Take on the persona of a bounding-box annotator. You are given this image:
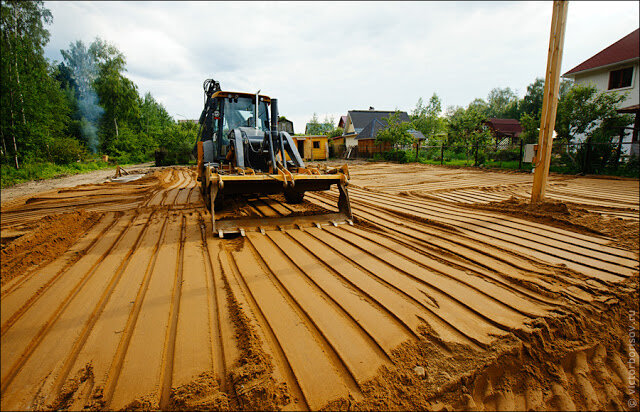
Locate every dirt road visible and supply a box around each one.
[1,164,638,410]
[0,162,156,205]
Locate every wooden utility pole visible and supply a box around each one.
[531,0,569,203]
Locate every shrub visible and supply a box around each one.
[49,136,88,164]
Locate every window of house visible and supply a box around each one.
[608,67,633,90]
[313,141,320,149]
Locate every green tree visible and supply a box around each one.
[139,92,173,139]
[59,39,105,152]
[519,113,540,144]
[91,39,142,154]
[155,120,198,165]
[446,104,491,147]
[486,87,520,119]
[555,83,631,144]
[376,111,413,149]
[467,98,490,117]
[411,93,444,144]
[305,113,322,134]
[520,78,544,118]
[328,127,343,138]
[305,113,334,135]
[520,77,573,119]
[0,0,72,168]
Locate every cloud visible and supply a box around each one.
[44,1,639,132]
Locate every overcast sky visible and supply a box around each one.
[43,1,639,131]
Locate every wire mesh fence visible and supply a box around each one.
[331,139,639,177]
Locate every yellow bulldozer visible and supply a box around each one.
[196,79,352,237]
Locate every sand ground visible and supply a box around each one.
[1,162,638,411]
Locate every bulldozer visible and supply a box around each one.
[196,79,352,237]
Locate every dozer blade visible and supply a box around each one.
[207,168,352,238]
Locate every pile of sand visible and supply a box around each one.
[1,210,101,286]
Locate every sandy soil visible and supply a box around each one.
[0,163,638,411]
[0,162,156,205]
[341,162,639,220]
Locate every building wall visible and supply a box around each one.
[566,60,639,149]
[278,120,294,135]
[344,116,355,134]
[572,60,639,107]
[345,135,358,148]
[287,136,327,161]
[310,137,327,160]
[357,139,392,154]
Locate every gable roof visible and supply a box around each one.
[356,120,428,141]
[483,118,522,136]
[338,115,348,129]
[408,129,427,140]
[356,118,387,140]
[348,110,410,132]
[563,29,640,77]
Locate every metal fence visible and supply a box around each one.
[332,139,639,177]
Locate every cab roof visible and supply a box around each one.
[212,91,271,102]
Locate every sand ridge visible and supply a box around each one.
[0,163,638,410]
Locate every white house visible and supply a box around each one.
[562,28,639,155]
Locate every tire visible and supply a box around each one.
[284,189,305,204]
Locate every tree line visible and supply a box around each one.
[1,0,196,172]
[375,79,631,151]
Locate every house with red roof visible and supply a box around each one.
[483,118,523,145]
[562,29,638,106]
[562,29,639,153]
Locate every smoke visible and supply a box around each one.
[64,41,104,153]
[77,90,103,153]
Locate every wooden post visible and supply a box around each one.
[531,0,568,203]
[519,138,524,170]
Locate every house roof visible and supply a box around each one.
[356,120,428,141]
[563,29,640,77]
[408,129,427,140]
[617,104,640,114]
[356,119,387,140]
[338,115,348,128]
[348,110,410,131]
[483,118,523,136]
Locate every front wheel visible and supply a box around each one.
[284,189,305,204]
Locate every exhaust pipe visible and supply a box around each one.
[267,99,278,172]
[255,89,261,130]
[270,99,287,170]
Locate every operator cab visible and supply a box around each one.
[199,80,273,167]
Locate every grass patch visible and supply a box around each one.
[1,161,114,189]
[483,160,522,170]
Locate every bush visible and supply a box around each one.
[155,141,193,166]
[622,154,639,177]
[49,136,88,164]
[475,150,486,166]
[494,148,520,162]
[382,150,412,163]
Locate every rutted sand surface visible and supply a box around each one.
[1,163,638,410]
[0,162,156,205]
[343,162,639,220]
